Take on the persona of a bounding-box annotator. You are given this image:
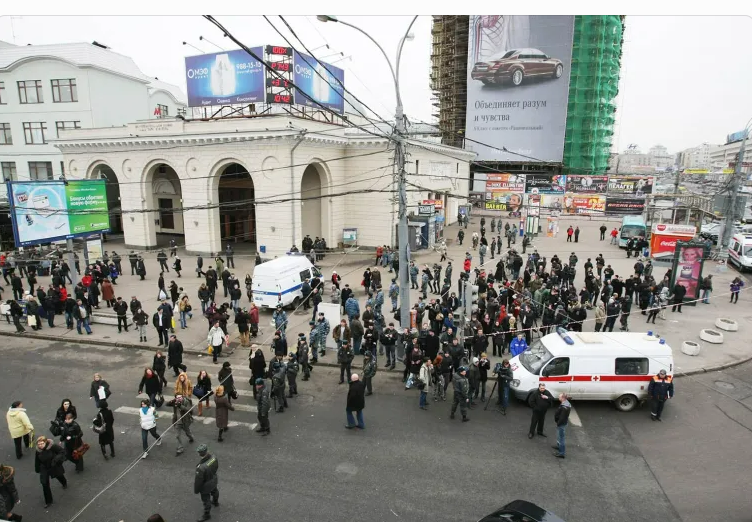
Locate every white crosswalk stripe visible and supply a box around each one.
[115,406,258,430]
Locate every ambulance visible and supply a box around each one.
[509,328,673,412]
[727,233,752,271]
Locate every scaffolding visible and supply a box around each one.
[563,16,626,176]
[430,15,468,149]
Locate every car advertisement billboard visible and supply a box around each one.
[524,173,566,194]
[184,48,265,107]
[8,180,110,246]
[563,194,605,215]
[607,176,654,195]
[293,50,345,114]
[485,173,525,191]
[465,15,575,162]
[565,175,608,194]
[605,197,646,215]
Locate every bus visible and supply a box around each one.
[619,215,647,248]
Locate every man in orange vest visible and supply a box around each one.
[647,369,674,421]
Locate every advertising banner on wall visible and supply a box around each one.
[8,180,110,246]
[607,176,655,195]
[485,193,523,212]
[670,240,709,306]
[605,197,646,215]
[564,194,605,214]
[485,173,525,191]
[184,48,265,107]
[565,175,608,194]
[466,15,575,162]
[293,50,345,114]
[525,173,566,194]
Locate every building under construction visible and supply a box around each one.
[430,16,468,149]
[430,15,625,175]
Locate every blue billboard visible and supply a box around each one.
[184,47,265,107]
[293,51,345,115]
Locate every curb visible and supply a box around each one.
[6,329,746,380]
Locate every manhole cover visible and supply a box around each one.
[714,381,735,390]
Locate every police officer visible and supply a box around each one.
[648,369,674,421]
[194,444,219,522]
[255,378,271,435]
[450,366,470,422]
[270,359,288,413]
[362,349,377,396]
[286,352,299,397]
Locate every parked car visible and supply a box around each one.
[471,48,564,87]
[477,500,566,522]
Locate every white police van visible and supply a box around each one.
[252,255,322,310]
[508,328,673,411]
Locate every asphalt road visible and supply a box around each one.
[1,338,749,522]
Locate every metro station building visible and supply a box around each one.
[54,112,473,257]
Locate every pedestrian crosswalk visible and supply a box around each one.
[115,406,258,430]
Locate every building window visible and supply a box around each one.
[155,104,169,118]
[0,81,6,104]
[158,198,175,229]
[23,122,48,145]
[17,80,43,104]
[28,161,53,181]
[1,162,16,181]
[615,358,649,375]
[51,79,77,103]
[55,121,81,138]
[0,123,11,145]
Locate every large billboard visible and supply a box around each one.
[564,194,605,215]
[8,180,110,246]
[525,173,566,194]
[466,15,575,162]
[485,173,525,191]
[565,175,608,194]
[185,48,265,107]
[605,197,646,215]
[293,51,345,114]
[607,176,654,195]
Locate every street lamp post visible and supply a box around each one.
[317,15,417,330]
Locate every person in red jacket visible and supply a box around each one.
[566,226,574,242]
[463,253,472,273]
[375,246,384,266]
[610,228,619,244]
[249,303,260,338]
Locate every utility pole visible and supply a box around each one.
[721,133,748,252]
[316,15,417,330]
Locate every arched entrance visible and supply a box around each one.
[146,163,184,239]
[218,163,256,244]
[300,163,329,242]
[90,164,122,234]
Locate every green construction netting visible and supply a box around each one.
[563,15,625,175]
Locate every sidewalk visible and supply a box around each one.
[2,218,750,377]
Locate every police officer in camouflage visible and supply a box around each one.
[450,366,470,422]
[194,443,219,522]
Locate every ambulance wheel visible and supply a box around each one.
[614,394,638,412]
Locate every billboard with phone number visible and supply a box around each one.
[184,48,265,107]
[8,180,110,246]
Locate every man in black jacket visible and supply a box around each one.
[337,340,355,385]
[671,282,687,313]
[553,393,571,458]
[194,444,219,522]
[528,383,554,438]
[153,309,170,346]
[648,369,674,421]
[113,297,129,333]
[379,323,398,367]
[168,334,186,375]
[129,251,138,275]
[345,374,366,429]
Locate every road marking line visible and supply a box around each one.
[115,406,258,430]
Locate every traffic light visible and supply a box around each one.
[464,283,479,321]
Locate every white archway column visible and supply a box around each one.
[183,176,216,255]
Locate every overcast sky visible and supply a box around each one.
[1,15,750,155]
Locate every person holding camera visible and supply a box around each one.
[494,360,513,415]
